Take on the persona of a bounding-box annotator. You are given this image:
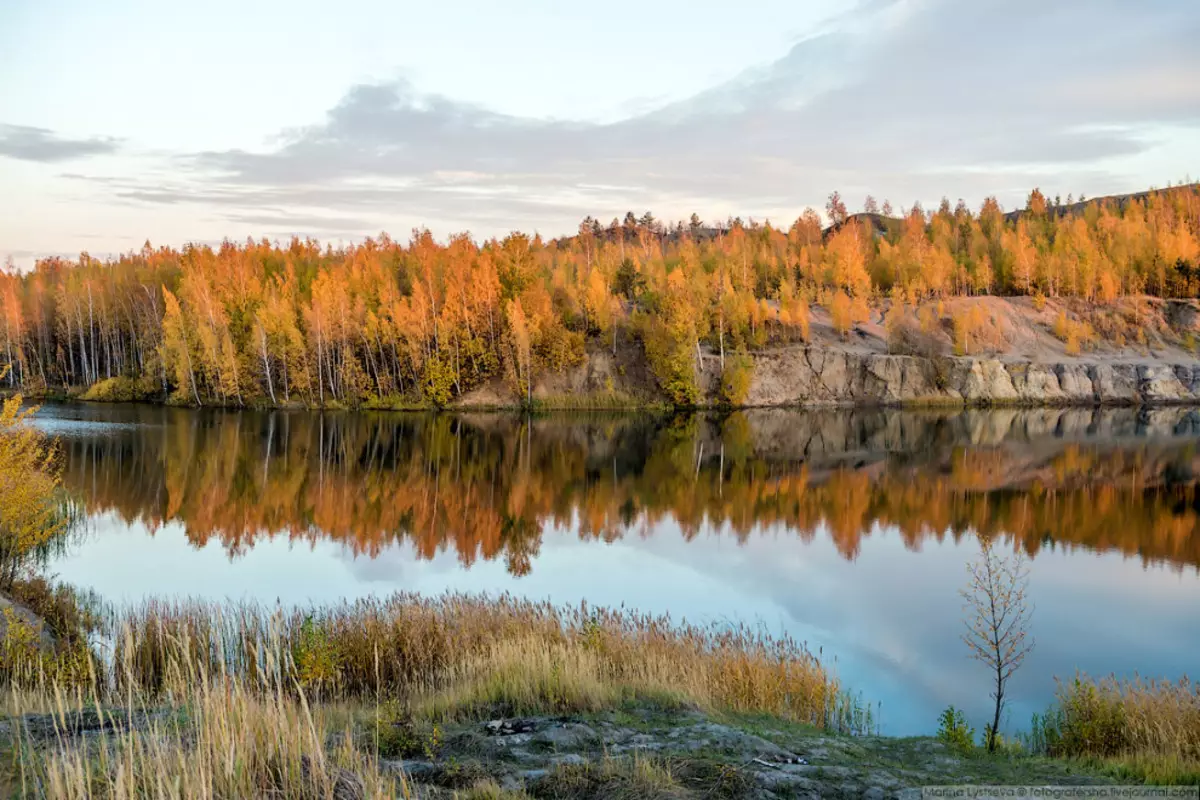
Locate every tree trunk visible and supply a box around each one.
[260,326,277,405]
[183,335,201,406]
[719,314,725,370]
[990,670,1003,753]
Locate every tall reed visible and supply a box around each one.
[1029,674,1200,784]
[2,591,855,796]
[8,632,403,798]
[103,593,846,728]
[7,592,847,730]
[1042,675,1200,761]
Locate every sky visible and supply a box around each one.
[2,0,1199,267]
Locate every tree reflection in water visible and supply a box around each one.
[52,405,1200,575]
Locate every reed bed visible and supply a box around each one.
[1032,674,1200,784]
[100,593,846,729]
[5,644,403,798]
[1,591,854,797]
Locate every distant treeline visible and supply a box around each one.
[2,184,1199,406]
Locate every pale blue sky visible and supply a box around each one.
[2,0,1198,265]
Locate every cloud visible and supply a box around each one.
[0,124,120,163]
[116,0,1200,237]
[223,211,381,232]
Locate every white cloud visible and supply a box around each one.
[2,0,1198,262]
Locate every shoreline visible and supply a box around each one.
[13,349,1200,412]
[2,588,1195,794]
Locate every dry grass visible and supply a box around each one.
[527,390,650,411]
[1,591,853,797]
[5,650,404,798]
[100,593,846,729]
[532,753,685,800]
[1035,675,1200,785]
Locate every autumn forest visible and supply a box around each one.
[3,185,1200,408]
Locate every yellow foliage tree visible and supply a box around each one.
[830,291,853,339]
[160,287,201,406]
[507,298,533,403]
[0,381,66,589]
[884,295,907,354]
[953,306,986,356]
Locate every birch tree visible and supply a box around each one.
[961,535,1035,752]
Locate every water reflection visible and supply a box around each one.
[34,403,1200,735]
[44,404,1200,574]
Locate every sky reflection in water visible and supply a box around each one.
[37,402,1200,736]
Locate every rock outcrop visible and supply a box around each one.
[486,341,1200,409]
[740,349,1200,407]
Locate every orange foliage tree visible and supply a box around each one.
[0,185,1197,406]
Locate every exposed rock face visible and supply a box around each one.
[954,359,1017,403]
[1091,364,1141,404]
[739,348,1200,407]
[860,355,941,403]
[1055,364,1095,402]
[1138,365,1192,403]
[503,343,1200,408]
[1166,300,1200,333]
[1014,363,1074,402]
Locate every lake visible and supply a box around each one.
[32,401,1200,736]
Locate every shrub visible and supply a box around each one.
[643,327,699,407]
[536,326,586,373]
[1046,675,1200,762]
[884,301,907,353]
[80,375,157,403]
[1051,312,1096,355]
[0,389,67,589]
[0,606,41,675]
[719,355,754,406]
[1030,674,1200,784]
[291,614,342,695]
[1026,709,1064,756]
[376,707,442,759]
[422,356,457,406]
[1053,678,1128,757]
[937,705,976,752]
[1053,311,1070,340]
[6,575,103,646]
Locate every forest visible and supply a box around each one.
[2,184,1199,407]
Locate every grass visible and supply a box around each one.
[96,594,849,730]
[535,754,684,799]
[360,394,437,411]
[0,591,856,797]
[531,753,685,799]
[1026,675,1200,785]
[1091,754,1200,786]
[526,391,658,411]
[4,657,404,798]
[7,591,1195,794]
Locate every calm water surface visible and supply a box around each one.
[33,402,1200,736]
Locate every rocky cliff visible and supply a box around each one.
[735,349,1200,407]
[514,344,1200,408]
